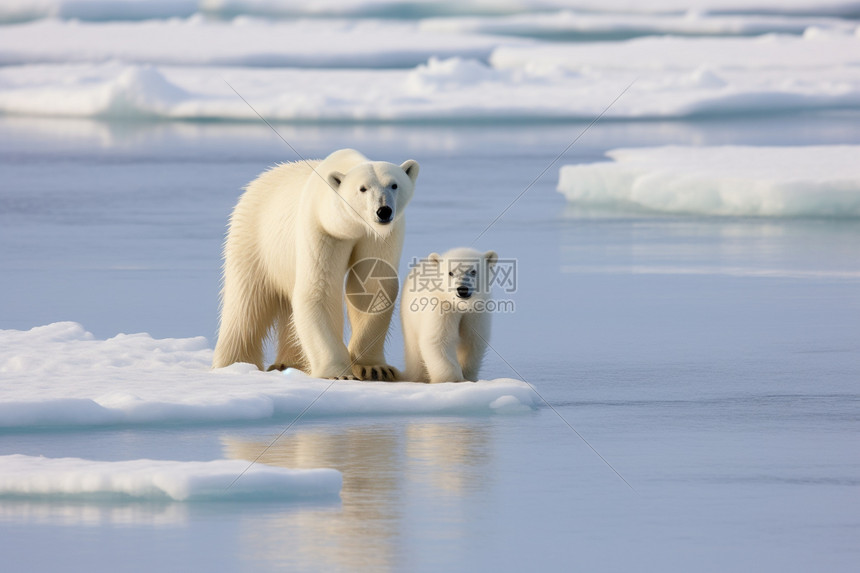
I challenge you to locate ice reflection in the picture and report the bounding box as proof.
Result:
[0,500,188,527]
[559,213,860,280]
[222,420,491,572]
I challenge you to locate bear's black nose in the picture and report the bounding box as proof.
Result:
[376,206,393,223]
[456,285,472,299]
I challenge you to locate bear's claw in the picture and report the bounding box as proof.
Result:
[353,364,398,382]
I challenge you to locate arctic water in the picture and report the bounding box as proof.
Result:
[1,112,858,571]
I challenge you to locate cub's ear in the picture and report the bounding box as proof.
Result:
[327,171,344,190]
[400,160,419,184]
[484,250,498,268]
[428,252,442,264]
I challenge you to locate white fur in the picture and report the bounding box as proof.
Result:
[400,247,498,383]
[213,148,419,380]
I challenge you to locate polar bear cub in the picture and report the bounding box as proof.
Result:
[401,247,498,383]
[213,148,419,380]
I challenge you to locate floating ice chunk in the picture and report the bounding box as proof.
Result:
[490,395,535,413]
[0,455,342,501]
[0,323,537,431]
[558,145,860,217]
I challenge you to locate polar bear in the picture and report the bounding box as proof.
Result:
[400,247,498,383]
[213,148,419,380]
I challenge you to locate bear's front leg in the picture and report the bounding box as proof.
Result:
[292,242,356,380]
[347,300,399,381]
[346,231,403,382]
[419,331,466,384]
[457,312,491,381]
[292,284,356,379]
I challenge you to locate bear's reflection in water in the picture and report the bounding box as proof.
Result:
[221,421,491,571]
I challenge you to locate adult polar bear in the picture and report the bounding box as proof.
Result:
[213,149,419,380]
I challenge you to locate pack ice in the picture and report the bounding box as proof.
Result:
[0,24,858,121]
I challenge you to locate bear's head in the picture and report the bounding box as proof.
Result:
[420,247,498,311]
[327,159,419,238]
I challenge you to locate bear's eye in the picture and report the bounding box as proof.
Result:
[448,272,454,277]
[391,183,398,190]
[359,186,367,192]
[470,270,477,276]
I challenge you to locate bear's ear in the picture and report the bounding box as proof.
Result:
[428,252,442,265]
[327,171,344,191]
[400,160,420,184]
[484,250,498,268]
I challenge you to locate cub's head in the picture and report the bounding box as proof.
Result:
[421,247,498,311]
[327,159,419,237]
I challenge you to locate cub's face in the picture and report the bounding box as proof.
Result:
[423,248,498,310]
[327,160,419,236]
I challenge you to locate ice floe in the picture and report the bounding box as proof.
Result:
[0,322,537,431]
[557,145,860,217]
[0,454,342,501]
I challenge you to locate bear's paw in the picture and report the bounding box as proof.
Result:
[352,364,399,382]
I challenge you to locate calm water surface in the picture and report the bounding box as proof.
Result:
[0,115,858,572]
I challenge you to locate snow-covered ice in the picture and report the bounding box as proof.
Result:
[0,322,537,430]
[0,18,517,68]
[0,455,341,501]
[0,455,342,501]
[422,11,856,39]
[557,145,860,216]
[1,30,858,121]
[4,0,860,23]
[490,31,860,73]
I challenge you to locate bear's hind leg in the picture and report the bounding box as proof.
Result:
[403,329,428,382]
[269,297,308,372]
[213,280,277,371]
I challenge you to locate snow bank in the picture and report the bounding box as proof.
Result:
[0,18,515,69]
[0,455,342,501]
[1,30,858,121]
[0,323,536,431]
[557,145,860,217]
